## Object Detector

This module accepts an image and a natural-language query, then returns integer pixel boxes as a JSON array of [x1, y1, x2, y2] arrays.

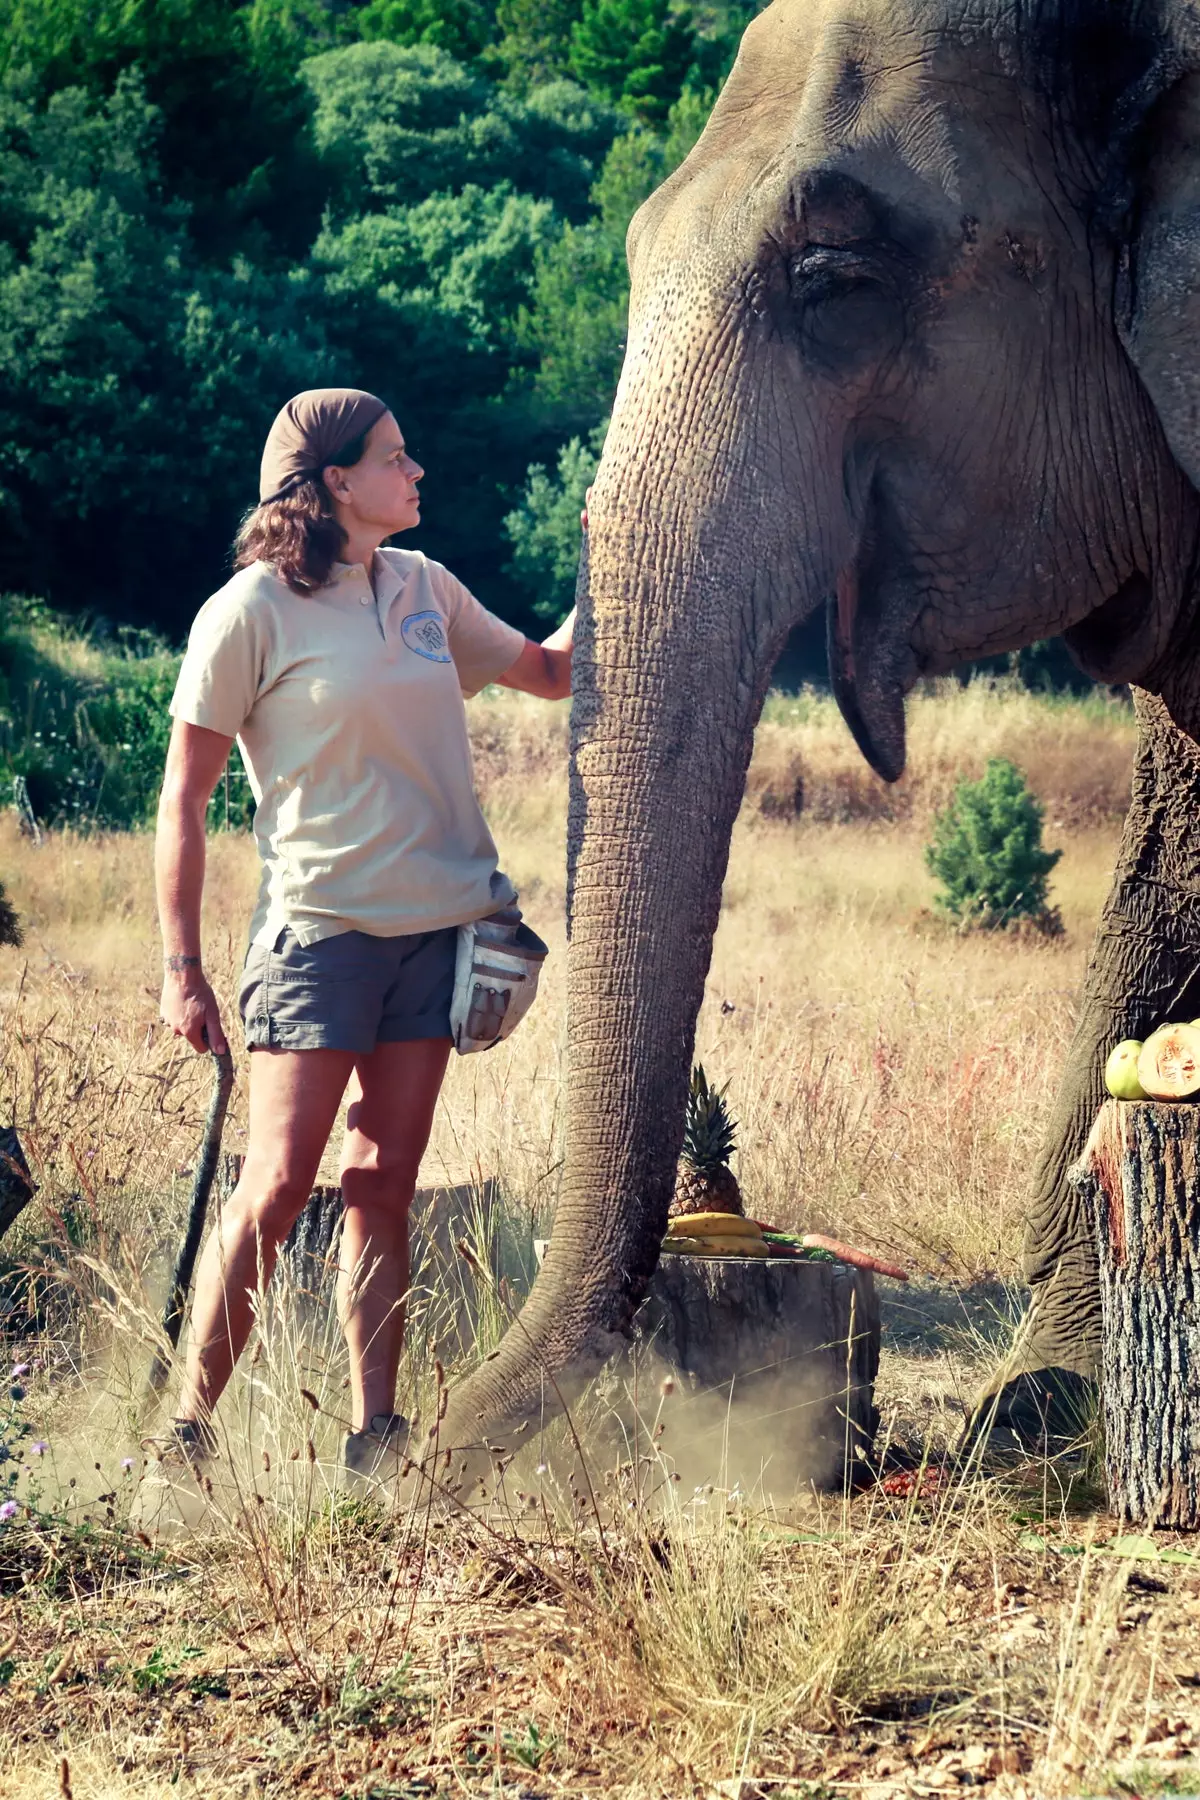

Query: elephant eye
[[792, 244, 880, 291], [790, 243, 906, 364]]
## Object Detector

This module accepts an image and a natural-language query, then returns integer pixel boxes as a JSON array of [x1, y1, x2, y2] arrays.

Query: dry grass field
[[3, 681, 1200, 1800]]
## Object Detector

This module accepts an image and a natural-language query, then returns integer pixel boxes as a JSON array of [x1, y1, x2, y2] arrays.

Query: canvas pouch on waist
[[450, 896, 549, 1055]]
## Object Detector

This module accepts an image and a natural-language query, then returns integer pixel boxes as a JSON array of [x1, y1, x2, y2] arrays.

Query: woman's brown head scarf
[[259, 388, 390, 505]]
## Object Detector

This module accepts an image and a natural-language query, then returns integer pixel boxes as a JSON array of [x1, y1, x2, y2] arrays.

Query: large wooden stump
[[632, 1253, 880, 1492], [0, 1128, 35, 1246], [1071, 1099, 1200, 1529]]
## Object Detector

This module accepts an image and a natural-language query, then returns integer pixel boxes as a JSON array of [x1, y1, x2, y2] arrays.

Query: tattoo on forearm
[[163, 953, 201, 973]]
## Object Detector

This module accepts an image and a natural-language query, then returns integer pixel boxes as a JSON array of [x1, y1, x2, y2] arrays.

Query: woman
[[155, 387, 574, 1480]]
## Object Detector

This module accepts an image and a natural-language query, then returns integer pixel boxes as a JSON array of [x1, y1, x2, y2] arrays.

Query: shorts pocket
[[240, 930, 381, 1053], [266, 928, 375, 984]]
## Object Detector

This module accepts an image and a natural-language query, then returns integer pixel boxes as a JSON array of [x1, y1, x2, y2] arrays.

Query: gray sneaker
[[140, 1417, 218, 1469], [133, 1418, 218, 1535], [343, 1413, 410, 1485]]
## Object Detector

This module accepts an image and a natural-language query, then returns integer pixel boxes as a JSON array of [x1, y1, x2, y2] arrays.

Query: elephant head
[[434, 0, 1200, 1478]]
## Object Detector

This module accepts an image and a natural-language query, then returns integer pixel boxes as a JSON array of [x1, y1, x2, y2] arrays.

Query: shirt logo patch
[[401, 610, 452, 663]]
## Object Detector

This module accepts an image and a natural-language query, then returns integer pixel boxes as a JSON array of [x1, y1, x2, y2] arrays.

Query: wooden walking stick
[[146, 1048, 234, 1397]]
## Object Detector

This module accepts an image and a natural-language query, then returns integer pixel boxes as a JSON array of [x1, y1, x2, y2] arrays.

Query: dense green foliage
[[0, 595, 251, 829], [501, 89, 710, 613], [504, 423, 604, 619], [925, 758, 1063, 931], [0, 0, 1097, 698], [0, 0, 757, 642], [569, 0, 697, 121]]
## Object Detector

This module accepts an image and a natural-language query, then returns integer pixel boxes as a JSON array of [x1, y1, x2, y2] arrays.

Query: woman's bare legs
[[337, 1037, 452, 1431], [178, 1047, 355, 1423]]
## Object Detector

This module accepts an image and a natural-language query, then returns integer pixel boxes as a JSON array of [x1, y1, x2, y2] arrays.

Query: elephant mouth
[[826, 566, 910, 783]]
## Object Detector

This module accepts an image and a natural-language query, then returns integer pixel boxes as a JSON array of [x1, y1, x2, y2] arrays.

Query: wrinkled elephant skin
[[432, 0, 1200, 1482]]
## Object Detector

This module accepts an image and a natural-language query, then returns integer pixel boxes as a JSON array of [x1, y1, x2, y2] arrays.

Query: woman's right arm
[[156, 718, 236, 1055]]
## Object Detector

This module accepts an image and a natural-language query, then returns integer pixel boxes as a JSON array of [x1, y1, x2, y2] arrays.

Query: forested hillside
[[0, 0, 759, 639]]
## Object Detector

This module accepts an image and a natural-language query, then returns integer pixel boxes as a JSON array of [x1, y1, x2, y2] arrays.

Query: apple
[[1105, 1040, 1148, 1101]]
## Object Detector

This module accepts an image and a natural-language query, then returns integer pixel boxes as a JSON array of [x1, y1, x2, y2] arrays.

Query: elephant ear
[[1120, 69, 1200, 489]]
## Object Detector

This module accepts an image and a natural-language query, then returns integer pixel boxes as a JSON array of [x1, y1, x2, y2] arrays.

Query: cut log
[[611, 1251, 878, 1492], [1070, 1099, 1200, 1529], [0, 1127, 35, 1245], [530, 1240, 881, 1490]]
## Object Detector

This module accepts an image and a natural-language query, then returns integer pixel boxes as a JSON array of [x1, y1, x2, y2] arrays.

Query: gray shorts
[[239, 925, 457, 1055]]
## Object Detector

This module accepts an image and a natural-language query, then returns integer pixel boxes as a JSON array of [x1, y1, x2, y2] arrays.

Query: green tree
[[314, 184, 559, 355], [569, 0, 697, 121], [685, 0, 762, 91], [355, 0, 497, 70], [299, 48, 623, 600], [518, 89, 709, 424], [504, 421, 606, 619], [303, 41, 620, 217], [0, 13, 744, 645], [925, 759, 1063, 931], [0, 69, 332, 634], [492, 0, 583, 89], [0, 0, 317, 256]]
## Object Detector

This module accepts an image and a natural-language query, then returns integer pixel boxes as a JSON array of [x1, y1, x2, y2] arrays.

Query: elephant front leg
[[972, 689, 1200, 1438]]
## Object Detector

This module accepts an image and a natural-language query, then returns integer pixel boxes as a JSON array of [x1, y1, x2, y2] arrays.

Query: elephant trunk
[[433, 474, 797, 1488]]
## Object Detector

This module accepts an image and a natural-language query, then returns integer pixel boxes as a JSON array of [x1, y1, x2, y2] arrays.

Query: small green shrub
[[925, 758, 1062, 931], [0, 597, 254, 831]]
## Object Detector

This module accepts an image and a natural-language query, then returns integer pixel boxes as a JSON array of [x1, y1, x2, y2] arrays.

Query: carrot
[[799, 1234, 909, 1282]]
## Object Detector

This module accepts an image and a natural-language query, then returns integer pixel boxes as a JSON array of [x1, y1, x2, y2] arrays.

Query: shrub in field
[[925, 757, 1062, 931], [0, 596, 254, 829]]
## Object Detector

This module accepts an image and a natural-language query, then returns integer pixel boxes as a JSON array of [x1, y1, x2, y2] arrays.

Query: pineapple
[[670, 1064, 743, 1217]]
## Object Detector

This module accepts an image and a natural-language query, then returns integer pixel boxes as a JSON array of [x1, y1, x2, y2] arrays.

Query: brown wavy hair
[[233, 430, 369, 594]]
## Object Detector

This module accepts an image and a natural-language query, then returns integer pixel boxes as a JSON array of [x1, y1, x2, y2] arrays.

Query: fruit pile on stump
[[1074, 1018, 1200, 1528], [1104, 1021, 1200, 1103], [628, 1068, 886, 1491]]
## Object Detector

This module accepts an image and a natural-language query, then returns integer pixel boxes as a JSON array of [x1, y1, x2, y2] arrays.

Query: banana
[[662, 1236, 771, 1257], [665, 1213, 761, 1239]]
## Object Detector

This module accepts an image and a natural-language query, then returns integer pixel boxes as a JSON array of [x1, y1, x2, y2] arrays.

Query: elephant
[[433, 0, 1200, 1478]]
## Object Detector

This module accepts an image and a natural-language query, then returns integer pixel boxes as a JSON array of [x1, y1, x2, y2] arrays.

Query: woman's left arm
[[496, 492, 588, 701], [498, 607, 574, 701]]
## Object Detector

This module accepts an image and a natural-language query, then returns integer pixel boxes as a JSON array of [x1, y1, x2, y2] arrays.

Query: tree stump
[[0, 1128, 35, 1246], [632, 1253, 880, 1492], [1071, 1099, 1200, 1529]]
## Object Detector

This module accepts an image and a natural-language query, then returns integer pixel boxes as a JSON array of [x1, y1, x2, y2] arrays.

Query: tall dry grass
[[0, 680, 1129, 1444], [751, 681, 1137, 828], [0, 678, 1135, 1261], [5, 681, 1197, 1799]]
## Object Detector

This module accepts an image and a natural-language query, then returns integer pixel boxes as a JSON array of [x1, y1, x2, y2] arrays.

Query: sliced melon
[[1137, 1023, 1200, 1100], [665, 1213, 761, 1239]]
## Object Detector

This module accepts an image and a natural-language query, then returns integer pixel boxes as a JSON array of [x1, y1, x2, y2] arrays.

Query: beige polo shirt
[[170, 548, 526, 946]]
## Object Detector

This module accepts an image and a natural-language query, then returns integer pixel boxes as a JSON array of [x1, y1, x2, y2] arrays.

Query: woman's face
[[324, 412, 423, 536]]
